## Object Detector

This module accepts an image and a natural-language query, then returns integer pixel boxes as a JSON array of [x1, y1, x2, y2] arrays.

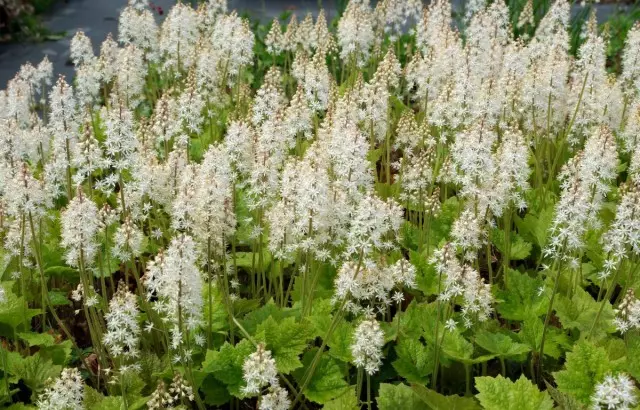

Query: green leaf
[[627, 337, 640, 381], [255, 316, 313, 374], [47, 291, 71, 307], [517, 316, 569, 359], [555, 287, 614, 340], [553, 341, 612, 405], [543, 382, 586, 410], [0, 290, 41, 333], [411, 249, 439, 296], [327, 321, 354, 363], [7, 352, 61, 396], [39, 340, 72, 366], [322, 388, 359, 410], [491, 230, 532, 261], [89, 396, 124, 410], [515, 207, 553, 249], [475, 375, 553, 410], [240, 300, 297, 335], [43, 266, 78, 279], [293, 349, 350, 404], [474, 331, 531, 359], [376, 383, 424, 410], [439, 328, 474, 362], [392, 338, 434, 384], [411, 384, 480, 410], [202, 339, 254, 397], [18, 332, 56, 347], [84, 386, 105, 408], [496, 270, 547, 321], [399, 300, 430, 341], [201, 374, 231, 406]]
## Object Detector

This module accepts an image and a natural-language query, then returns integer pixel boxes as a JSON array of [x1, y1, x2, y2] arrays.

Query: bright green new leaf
[[202, 339, 254, 397], [490, 230, 532, 261], [518, 316, 569, 359], [475, 375, 553, 410], [553, 341, 612, 405], [7, 351, 61, 397], [377, 383, 424, 410], [555, 287, 614, 340], [322, 387, 359, 410], [18, 332, 55, 347], [475, 331, 531, 359], [255, 316, 313, 373], [239, 299, 294, 335], [293, 349, 350, 404], [544, 382, 586, 410], [326, 320, 354, 363], [411, 384, 480, 410], [496, 269, 547, 321], [392, 338, 434, 384], [0, 290, 41, 333], [515, 207, 553, 249]]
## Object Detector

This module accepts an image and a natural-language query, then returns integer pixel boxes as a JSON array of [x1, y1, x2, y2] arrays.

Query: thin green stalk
[[537, 256, 565, 379], [366, 373, 372, 410]]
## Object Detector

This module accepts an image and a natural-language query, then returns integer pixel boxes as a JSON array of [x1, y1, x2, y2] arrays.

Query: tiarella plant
[[1, 0, 640, 408]]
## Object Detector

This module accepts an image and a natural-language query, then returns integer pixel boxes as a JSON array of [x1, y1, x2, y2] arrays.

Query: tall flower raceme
[[112, 215, 145, 263], [241, 344, 290, 410], [621, 23, 640, 97], [71, 118, 105, 186], [74, 59, 103, 110], [568, 23, 616, 136], [334, 258, 416, 315], [158, 3, 199, 76], [465, 1, 512, 125], [343, 193, 403, 259], [116, 45, 146, 109], [177, 71, 206, 140], [293, 50, 332, 112], [251, 67, 286, 127], [104, 282, 141, 364], [208, 11, 255, 84], [337, 0, 375, 67], [144, 234, 204, 358], [351, 317, 385, 375], [599, 182, 640, 280], [48, 76, 79, 198], [621, 101, 640, 154], [99, 34, 120, 84], [282, 85, 313, 144], [430, 243, 494, 328], [192, 144, 236, 256], [36, 368, 84, 410], [102, 97, 139, 176], [491, 126, 531, 215], [373, 0, 422, 41], [360, 49, 401, 143], [60, 188, 100, 268], [266, 143, 332, 262], [409, 0, 466, 129], [614, 289, 640, 334], [70, 31, 95, 68], [265, 18, 284, 56], [118, 1, 159, 59], [450, 121, 499, 216], [546, 126, 619, 263]]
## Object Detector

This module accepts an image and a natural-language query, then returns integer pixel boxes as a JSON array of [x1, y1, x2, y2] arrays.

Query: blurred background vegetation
[[0, 0, 58, 41]]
